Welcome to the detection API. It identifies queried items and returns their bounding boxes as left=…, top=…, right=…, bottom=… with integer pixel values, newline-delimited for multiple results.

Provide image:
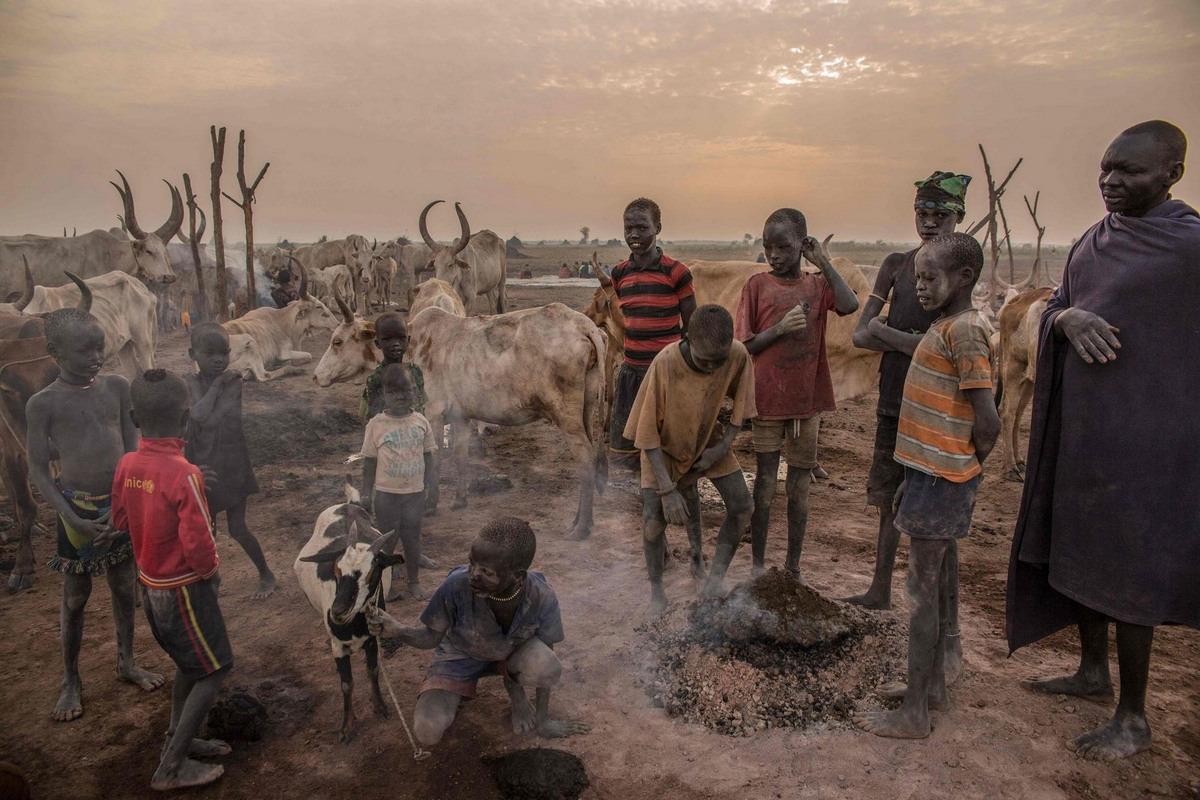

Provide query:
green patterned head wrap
left=914, top=171, right=971, bottom=214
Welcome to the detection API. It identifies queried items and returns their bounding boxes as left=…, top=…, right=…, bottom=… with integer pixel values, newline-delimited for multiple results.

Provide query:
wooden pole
left=210, top=126, right=230, bottom=321
left=181, top=173, right=211, bottom=321
left=222, top=129, right=270, bottom=312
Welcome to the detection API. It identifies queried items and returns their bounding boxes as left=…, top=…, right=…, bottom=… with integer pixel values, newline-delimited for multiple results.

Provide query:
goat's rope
left=366, top=585, right=431, bottom=762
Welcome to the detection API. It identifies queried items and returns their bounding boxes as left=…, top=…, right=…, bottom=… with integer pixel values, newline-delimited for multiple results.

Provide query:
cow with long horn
left=417, top=201, right=507, bottom=314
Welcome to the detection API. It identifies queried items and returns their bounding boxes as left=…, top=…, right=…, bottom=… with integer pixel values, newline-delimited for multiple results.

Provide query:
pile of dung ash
left=483, top=748, right=589, bottom=800
left=643, top=569, right=904, bottom=736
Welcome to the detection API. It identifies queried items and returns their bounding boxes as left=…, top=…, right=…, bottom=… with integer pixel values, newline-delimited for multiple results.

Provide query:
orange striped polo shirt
left=894, top=309, right=993, bottom=482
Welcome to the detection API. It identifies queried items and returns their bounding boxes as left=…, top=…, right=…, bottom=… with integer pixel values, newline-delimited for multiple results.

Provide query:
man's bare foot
left=53, top=679, right=83, bottom=722
left=408, top=583, right=428, bottom=601
left=843, top=590, right=890, bottom=610
left=537, top=718, right=592, bottom=738
left=874, top=680, right=950, bottom=711
left=119, top=664, right=165, bottom=692
left=418, top=554, right=439, bottom=569
left=163, top=737, right=232, bottom=758
left=854, top=708, right=930, bottom=739
left=150, top=758, right=224, bottom=791
left=1067, top=715, right=1152, bottom=761
left=510, top=694, right=537, bottom=734
left=1022, top=673, right=1114, bottom=702
left=251, top=572, right=277, bottom=600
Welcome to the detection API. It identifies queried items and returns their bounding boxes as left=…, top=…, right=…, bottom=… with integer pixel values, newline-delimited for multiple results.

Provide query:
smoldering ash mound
left=643, top=568, right=905, bottom=736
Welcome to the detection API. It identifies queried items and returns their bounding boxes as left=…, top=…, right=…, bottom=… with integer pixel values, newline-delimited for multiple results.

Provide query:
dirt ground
left=0, top=277, right=1196, bottom=800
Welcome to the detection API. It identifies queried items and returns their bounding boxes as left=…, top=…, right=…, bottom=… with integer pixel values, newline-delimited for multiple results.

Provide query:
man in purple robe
left=1007, top=120, right=1197, bottom=761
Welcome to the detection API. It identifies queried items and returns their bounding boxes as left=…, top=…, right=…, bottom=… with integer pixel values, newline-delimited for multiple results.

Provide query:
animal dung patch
left=642, top=569, right=905, bottom=736
left=483, top=748, right=590, bottom=800
left=468, top=473, right=514, bottom=495
left=206, top=691, right=269, bottom=742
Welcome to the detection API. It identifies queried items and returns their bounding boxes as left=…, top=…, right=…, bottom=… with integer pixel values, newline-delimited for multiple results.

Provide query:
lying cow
left=312, top=290, right=380, bottom=388
left=223, top=263, right=337, bottom=380
left=406, top=304, right=606, bottom=540
left=995, top=286, right=1054, bottom=481
left=294, top=483, right=405, bottom=744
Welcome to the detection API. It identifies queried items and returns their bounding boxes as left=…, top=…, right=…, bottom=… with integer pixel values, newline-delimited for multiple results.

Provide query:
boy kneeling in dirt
left=624, top=304, right=756, bottom=617
left=366, top=518, right=589, bottom=745
left=854, top=233, right=998, bottom=739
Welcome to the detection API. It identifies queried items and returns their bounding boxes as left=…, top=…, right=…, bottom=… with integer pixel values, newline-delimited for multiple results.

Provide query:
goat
left=294, top=483, right=405, bottom=743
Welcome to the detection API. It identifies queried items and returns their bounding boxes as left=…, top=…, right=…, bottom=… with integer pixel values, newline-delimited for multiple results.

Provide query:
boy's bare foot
left=874, top=680, right=950, bottom=711
left=1067, top=715, right=1151, bottom=761
left=854, top=708, right=930, bottom=739
left=418, top=554, right=439, bottom=569
left=119, top=664, right=165, bottom=692
left=53, top=679, right=83, bottom=722
left=151, top=758, right=225, bottom=791
left=251, top=572, right=277, bottom=600
left=408, top=583, right=428, bottom=601
left=843, top=590, right=890, bottom=610
left=163, top=737, right=232, bottom=758
left=537, top=718, right=592, bottom=738
left=1022, top=673, right=1114, bottom=702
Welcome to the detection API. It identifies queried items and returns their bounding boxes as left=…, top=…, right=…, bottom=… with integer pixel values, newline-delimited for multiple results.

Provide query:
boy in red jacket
left=113, top=369, right=232, bottom=792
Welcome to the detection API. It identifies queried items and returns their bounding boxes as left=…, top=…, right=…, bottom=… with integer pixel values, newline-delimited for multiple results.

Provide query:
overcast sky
left=2, top=0, right=1197, bottom=245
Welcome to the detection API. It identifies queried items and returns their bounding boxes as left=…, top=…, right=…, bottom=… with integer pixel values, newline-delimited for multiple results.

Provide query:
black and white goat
left=294, top=484, right=404, bottom=743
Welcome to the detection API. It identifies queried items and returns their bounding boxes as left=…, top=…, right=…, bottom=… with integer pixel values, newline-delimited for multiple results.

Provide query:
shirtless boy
left=624, top=304, right=756, bottom=616
left=366, top=518, right=590, bottom=745
left=855, top=233, right=999, bottom=739
left=735, top=208, right=858, bottom=582
left=26, top=308, right=164, bottom=721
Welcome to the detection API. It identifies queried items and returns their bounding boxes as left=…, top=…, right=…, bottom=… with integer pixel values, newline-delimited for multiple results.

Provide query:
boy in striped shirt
left=608, top=198, right=696, bottom=471
left=855, top=233, right=999, bottom=739
left=113, top=369, right=232, bottom=791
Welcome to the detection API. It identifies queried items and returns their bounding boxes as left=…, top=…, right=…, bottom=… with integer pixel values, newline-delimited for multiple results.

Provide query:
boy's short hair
left=189, top=321, right=228, bottom=349
left=131, top=369, right=189, bottom=427
left=686, top=304, right=734, bottom=349
left=1121, top=119, right=1187, bottom=162
left=44, top=308, right=100, bottom=349
left=624, top=197, right=662, bottom=227
left=380, top=362, right=411, bottom=390
left=925, top=232, right=984, bottom=284
left=476, top=517, right=537, bottom=572
left=375, top=312, right=406, bottom=335
left=765, top=208, right=808, bottom=237
left=278, top=269, right=293, bottom=284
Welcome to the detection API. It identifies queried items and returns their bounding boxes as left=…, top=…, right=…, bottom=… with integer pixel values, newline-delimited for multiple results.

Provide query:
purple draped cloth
left=1006, top=199, right=1200, bottom=653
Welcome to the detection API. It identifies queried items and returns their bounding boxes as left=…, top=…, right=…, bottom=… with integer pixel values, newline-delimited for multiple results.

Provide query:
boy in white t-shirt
left=362, top=363, right=438, bottom=600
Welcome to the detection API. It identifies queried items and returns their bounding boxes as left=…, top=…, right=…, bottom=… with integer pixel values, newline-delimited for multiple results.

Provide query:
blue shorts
left=894, top=466, right=980, bottom=540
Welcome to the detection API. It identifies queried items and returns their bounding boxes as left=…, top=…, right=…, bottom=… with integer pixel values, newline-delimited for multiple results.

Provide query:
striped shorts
left=142, top=580, right=234, bottom=680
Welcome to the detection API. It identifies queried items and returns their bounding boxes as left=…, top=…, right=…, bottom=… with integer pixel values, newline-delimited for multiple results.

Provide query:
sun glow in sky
left=1, top=0, right=1197, bottom=244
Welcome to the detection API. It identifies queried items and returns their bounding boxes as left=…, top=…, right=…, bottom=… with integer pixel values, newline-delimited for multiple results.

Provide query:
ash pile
left=644, top=569, right=904, bottom=736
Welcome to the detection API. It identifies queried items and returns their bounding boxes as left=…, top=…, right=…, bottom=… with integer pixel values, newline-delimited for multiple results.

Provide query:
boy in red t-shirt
left=113, top=369, right=232, bottom=792
left=735, top=208, right=858, bottom=581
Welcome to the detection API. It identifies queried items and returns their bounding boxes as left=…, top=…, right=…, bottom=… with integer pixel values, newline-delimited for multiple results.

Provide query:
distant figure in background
left=558, top=263, right=570, bottom=279
left=518, top=266, right=533, bottom=279
left=755, top=252, right=767, bottom=264
left=270, top=269, right=299, bottom=309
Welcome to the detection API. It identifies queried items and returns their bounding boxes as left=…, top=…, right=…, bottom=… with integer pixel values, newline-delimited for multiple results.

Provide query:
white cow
left=407, top=303, right=606, bottom=540
left=223, top=265, right=337, bottom=380
left=408, top=278, right=467, bottom=318
left=416, top=201, right=507, bottom=314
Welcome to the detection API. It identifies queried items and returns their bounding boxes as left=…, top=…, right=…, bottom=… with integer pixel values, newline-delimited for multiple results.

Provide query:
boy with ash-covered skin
left=114, top=369, right=233, bottom=791
left=855, top=233, right=999, bottom=739
left=185, top=323, right=276, bottom=599
left=736, top=208, right=858, bottom=582
left=26, top=308, right=164, bottom=723
left=624, top=304, right=756, bottom=616
left=366, top=518, right=590, bottom=746
left=362, top=363, right=437, bottom=601
left=360, top=312, right=426, bottom=421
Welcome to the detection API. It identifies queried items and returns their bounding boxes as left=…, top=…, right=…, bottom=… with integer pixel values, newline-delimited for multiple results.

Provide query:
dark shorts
left=866, top=414, right=904, bottom=509
left=143, top=580, right=234, bottom=680
left=372, top=490, right=424, bottom=540
left=894, top=466, right=980, bottom=540
left=609, top=363, right=649, bottom=470
left=420, top=657, right=511, bottom=699
left=47, top=485, right=133, bottom=576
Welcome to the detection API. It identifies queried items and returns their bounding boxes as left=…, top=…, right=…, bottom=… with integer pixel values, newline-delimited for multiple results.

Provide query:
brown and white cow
left=416, top=201, right=507, bottom=314
left=994, top=286, right=1054, bottom=481
left=407, top=304, right=606, bottom=540
left=224, top=264, right=337, bottom=380
left=312, top=290, right=381, bottom=388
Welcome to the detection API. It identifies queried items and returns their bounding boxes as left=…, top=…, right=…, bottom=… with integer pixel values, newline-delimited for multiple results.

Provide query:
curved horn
left=347, top=519, right=360, bottom=549
left=177, top=204, right=207, bottom=245
left=13, top=256, right=36, bottom=312
left=418, top=200, right=444, bottom=251
left=154, top=181, right=185, bottom=242
left=110, top=170, right=149, bottom=239
left=286, top=255, right=310, bottom=300
left=116, top=214, right=128, bottom=235
left=372, top=238, right=377, bottom=251
left=65, top=272, right=92, bottom=311
left=452, top=202, right=471, bottom=255
left=63, top=227, right=68, bottom=238
left=820, top=233, right=835, bottom=264
left=332, top=285, right=353, bottom=324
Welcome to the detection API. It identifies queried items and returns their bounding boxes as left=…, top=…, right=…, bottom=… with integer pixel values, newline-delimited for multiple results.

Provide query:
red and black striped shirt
left=611, top=250, right=695, bottom=367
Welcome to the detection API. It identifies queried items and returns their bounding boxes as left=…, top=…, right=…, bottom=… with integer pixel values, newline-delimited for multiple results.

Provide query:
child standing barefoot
left=362, top=363, right=437, bottom=600
left=185, top=323, right=276, bottom=599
